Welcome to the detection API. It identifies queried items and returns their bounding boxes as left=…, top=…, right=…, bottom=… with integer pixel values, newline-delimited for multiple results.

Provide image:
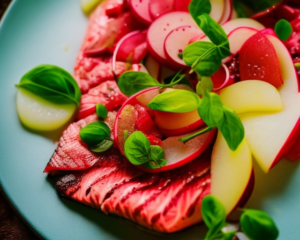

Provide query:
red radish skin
left=239, top=32, right=283, bottom=88
left=114, top=87, right=216, bottom=173
left=149, top=0, right=174, bottom=20
left=164, top=25, right=203, bottom=68
left=174, top=0, right=190, bottom=11
left=219, top=0, right=233, bottom=24
left=147, top=11, right=198, bottom=69
left=130, top=0, right=152, bottom=25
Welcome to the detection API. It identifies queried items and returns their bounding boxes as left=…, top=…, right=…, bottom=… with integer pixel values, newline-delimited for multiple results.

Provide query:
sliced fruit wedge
left=16, top=88, right=76, bottom=131
left=114, top=87, right=215, bottom=173
left=219, top=80, right=283, bottom=114
left=239, top=32, right=283, bottom=88
left=80, top=0, right=104, bottom=15
left=211, top=133, right=253, bottom=214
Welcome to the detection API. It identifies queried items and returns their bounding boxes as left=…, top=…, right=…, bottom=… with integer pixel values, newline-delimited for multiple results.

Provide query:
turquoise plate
left=0, top=1, right=299, bottom=239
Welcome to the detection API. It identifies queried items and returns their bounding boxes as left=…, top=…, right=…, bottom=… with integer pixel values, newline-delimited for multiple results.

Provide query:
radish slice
left=147, top=11, right=198, bottom=68
left=164, top=25, right=203, bottom=68
left=112, top=30, right=147, bottom=72
left=211, top=64, right=232, bottom=91
left=219, top=0, right=233, bottom=25
left=149, top=0, right=174, bottom=20
left=227, top=27, right=258, bottom=56
left=130, top=0, right=152, bottom=25
left=210, top=0, right=226, bottom=23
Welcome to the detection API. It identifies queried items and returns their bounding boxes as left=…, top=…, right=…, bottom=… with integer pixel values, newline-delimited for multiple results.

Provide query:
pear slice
left=16, top=88, right=76, bottom=131
left=219, top=80, right=283, bottom=114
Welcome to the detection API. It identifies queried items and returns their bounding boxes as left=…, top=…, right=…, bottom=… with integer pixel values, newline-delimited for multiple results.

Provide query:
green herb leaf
left=241, top=209, right=279, bottom=240
left=197, top=92, right=224, bottom=127
left=149, top=145, right=165, bottom=161
left=124, top=131, right=151, bottom=165
left=196, top=76, right=214, bottom=95
left=217, top=106, right=244, bottom=151
left=237, top=0, right=281, bottom=13
left=89, top=139, right=113, bottom=153
left=16, top=64, right=81, bottom=106
left=201, top=195, right=226, bottom=239
left=96, top=104, right=108, bottom=119
left=142, top=159, right=167, bottom=169
left=117, top=71, right=160, bottom=96
left=183, top=41, right=222, bottom=76
left=275, top=19, right=292, bottom=41
left=80, top=121, right=111, bottom=146
left=179, top=126, right=214, bottom=143
left=148, top=89, right=200, bottom=113
left=197, top=14, right=230, bottom=57
left=188, top=0, right=211, bottom=26
left=221, top=231, right=237, bottom=240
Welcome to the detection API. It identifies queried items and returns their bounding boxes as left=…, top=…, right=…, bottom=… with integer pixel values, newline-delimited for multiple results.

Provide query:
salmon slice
left=54, top=151, right=211, bottom=233
left=77, top=80, right=127, bottom=120
left=44, top=112, right=116, bottom=173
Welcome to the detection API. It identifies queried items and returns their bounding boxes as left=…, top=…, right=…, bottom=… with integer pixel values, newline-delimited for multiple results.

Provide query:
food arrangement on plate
left=14, top=0, right=300, bottom=238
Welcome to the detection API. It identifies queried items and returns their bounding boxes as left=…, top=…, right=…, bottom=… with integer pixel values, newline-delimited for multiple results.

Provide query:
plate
left=0, top=1, right=299, bottom=239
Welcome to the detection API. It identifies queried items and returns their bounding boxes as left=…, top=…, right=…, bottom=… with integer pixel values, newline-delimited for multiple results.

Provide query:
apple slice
left=149, top=0, right=174, bottom=20
left=130, top=0, right=152, bottom=25
left=222, top=18, right=265, bottom=35
left=164, top=25, right=203, bottom=68
left=16, top=88, right=76, bottom=131
left=219, top=80, right=283, bottom=114
left=240, top=34, right=300, bottom=172
left=239, top=32, right=283, bottom=88
left=80, top=0, right=104, bottom=15
left=211, top=133, right=253, bottom=214
left=147, top=11, right=198, bottom=69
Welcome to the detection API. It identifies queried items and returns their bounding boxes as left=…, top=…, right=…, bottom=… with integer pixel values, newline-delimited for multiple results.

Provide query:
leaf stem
left=179, top=126, right=215, bottom=143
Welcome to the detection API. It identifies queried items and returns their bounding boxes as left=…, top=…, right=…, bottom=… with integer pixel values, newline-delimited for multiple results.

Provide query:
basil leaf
left=197, top=14, right=230, bottom=57
left=201, top=195, right=226, bottom=239
left=189, top=0, right=211, bottom=26
left=89, top=139, right=113, bottom=153
left=275, top=19, right=292, bottom=41
left=142, top=159, right=167, bottom=169
left=117, top=71, right=160, bottom=96
left=241, top=209, right=279, bottom=240
left=217, top=106, right=244, bottom=151
left=198, top=92, right=224, bottom=127
left=232, top=0, right=248, bottom=18
left=183, top=42, right=222, bottom=76
left=196, top=76, right=213, bottom=95
left=16, top=64, right=81, bottom=106
left=163, top=73, right=193, bottom=88
left=221, top=231, right=237, bottom=240
left=80, top=121, right=111, bottom=146
left=96, top=104, right=108, bottom=119
left=124, top=131, right=151, bottom=165
left=149, top=145, right=165, bottom=161
left=148, top=89, right=200, bottom=113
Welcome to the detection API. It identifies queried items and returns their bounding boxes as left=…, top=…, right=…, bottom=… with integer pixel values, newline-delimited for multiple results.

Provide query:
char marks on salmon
left=55, top=152, right=211, bottom=232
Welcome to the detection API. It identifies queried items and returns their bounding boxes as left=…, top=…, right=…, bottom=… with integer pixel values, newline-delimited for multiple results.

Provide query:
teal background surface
left=0, top=1, right=299, bottom=239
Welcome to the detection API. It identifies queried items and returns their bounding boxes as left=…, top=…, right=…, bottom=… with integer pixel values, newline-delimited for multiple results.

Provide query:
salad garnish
left=202, top=195, right=279, bottom=240
left=16, top=64, right=81, bottom=106
left=275, top=19, right=293, bottom=41
left=189, top=0, right=211, bottom=25
left=124, top=131, right=166, bottom=169
left=95, top=103, right=108, bottom=119
left=79, top=121, right=113, bottom=153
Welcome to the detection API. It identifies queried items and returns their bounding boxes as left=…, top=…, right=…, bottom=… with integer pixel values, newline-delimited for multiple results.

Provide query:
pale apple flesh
left=219, top=80, right=283, bottom=114
left=211, top=133, right=253, bottom=214
left=240, top=34, right=300, bottom=172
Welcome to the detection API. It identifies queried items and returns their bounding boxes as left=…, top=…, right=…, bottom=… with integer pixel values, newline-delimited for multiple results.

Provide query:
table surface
left=0, top=0, right=40, bottom=239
